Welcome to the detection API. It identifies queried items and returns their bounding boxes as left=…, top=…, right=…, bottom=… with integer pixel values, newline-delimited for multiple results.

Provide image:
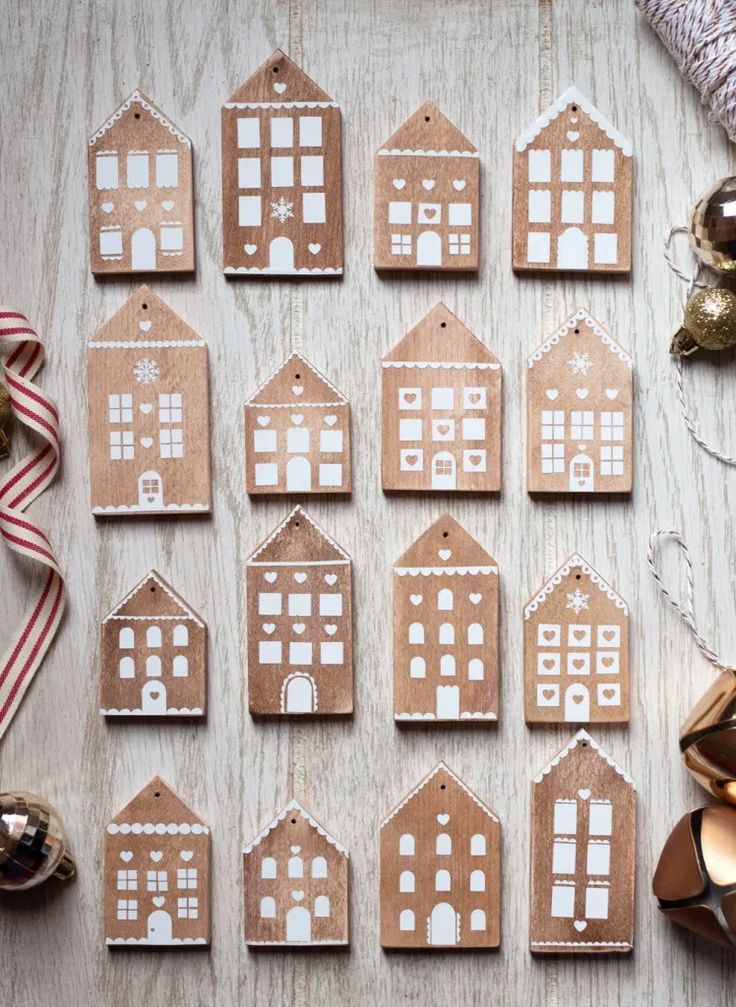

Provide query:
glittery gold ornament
left=671, top=287, right=736, bottom=356
left=690, top=176, right=736, bottom=275
left=0, top=791, right=75, bottom=891
left=0, top=383, right=10, bottom=459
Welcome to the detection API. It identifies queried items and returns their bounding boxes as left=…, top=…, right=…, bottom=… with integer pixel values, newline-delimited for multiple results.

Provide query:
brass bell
left=0, top=791, right=75, bottom=891
left=680, top=669, right=736, bottom=804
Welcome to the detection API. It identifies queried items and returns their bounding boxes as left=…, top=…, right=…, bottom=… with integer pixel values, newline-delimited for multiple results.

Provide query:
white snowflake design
left=566, top=588, right=590, bottom=614
left=568, top=352, right=593, bottom=376
left=133, top=358, right=159, bottom=385
left=270, top=197, right=294, bottom=223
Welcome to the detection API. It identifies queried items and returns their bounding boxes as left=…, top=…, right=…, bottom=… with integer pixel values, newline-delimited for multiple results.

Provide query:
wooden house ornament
left=393, top=514, right=499, bottom=722
left=104, top=776, right=210, bottom=947
left=245, top=352, right=351, bottom=495
left=221, top=50, right=343, bottom=275
left=87, top=286, right=211, bottom=515
left=88, top=91, right=194, bottom=275
left=243, top=800, right=349, bottom=946
left=524, top=554, right=629, bottom=725
left=527, top=308, right=633, bottom=495
left=380, top=762, right=501, bottom=949
left=512, top=85, right=632, bottom=273
left=100, top=570, right=207, bottom=717
left=246, top=506, right=353, bottom=716
left=374, top=104, right=480, bottom=271
left=382, top=304, right=502, bottom=492
left=530, top=730, right=636, bottom=954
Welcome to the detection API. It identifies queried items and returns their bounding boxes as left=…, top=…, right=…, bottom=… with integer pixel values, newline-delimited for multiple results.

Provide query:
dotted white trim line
left=224, top=101, right=338, bottom=110
left=89, top=340, right=206, bottom=349
left=243, top=799, right=348, bottom=856
left=532, top=940, right=632, bottom=948
left=106, top=937, right=208, bottom=945
left=382, top=361, right=501, bottom=370
left=245, top=351, right=347, bottom=406
left=246, top=939, right=349, bottom=946
left=90, top=90, right=191, bottom=148
left=395, top=565, right=497, bottom=577
left=92, top=503, right=209, bottom=514
left=381, top=761, right=499, bottom=828
left=515, top=84, right=632, bottom=154
left=102, top=570, right=205, bottom=626
left=533, top=729, right=636, bottom=788
left=246, top=402, right=346, bottom=409
left=106, top=822, right=209, bottom=834
left=224, top=266, right=343, bottom=275
left=247, top=504, right=350, bottom=564
left=523, top=553, right=628, bottom=618
left=528, top=308, right=633, bottom=370
left=395, top=711, right=498, bottom=720
left=101, top=707, right=204, bottom=716
left=378, top=149, right=478, bottom=157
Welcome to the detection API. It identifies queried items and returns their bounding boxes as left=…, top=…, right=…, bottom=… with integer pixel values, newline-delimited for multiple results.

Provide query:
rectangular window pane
left=588, top=802, right=613, bottom=836
left=239, top=195, right=262, bottom=226
left=585, top=885, right=609, bottom=919
left=553, top=799, right=577, bottom=834
left=238, top=157, right=261, bottom=188
left=528, top=149, right=551, bottom=183
left=160, top=225, right=183, bottom=251
left=551, top=883, right=575, bottom=918
left=303, top=192, right=326, bottom=223
left=592, top=190, right=615, bottom=225
left=127, top=152, right=149, bottom=188
left=299, top=116, right=322, bottom=147
left=586, top=841, right=611, bottom=875
left=237, top=117, right=260, bottom=148
left=96, top=152, right=119, bottom=190
left=552, top=839, right=576, bottom=874
left=592, top=149, right=615, bottom=183
left=528, top=190, right=551, bottom=223
left=271, top=156, right=294, bottom=187
left=561, top=190, right=584, bottom=223
left=155, top=152, right=178, bottom=187
left=560, top=149, right=583, bottom=182
left=301, top=155, right=324, bottom=186
left=100, top=229, right=123, bottom=257
left=271, top=117, right=293, bottom=148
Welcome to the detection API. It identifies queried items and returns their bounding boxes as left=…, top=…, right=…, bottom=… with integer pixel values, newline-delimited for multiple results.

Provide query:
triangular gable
left=103, top=570, right=205, bottom=625
left=89, top=285, right=206, bottom=349
left=89, top=90, right=191, bottom=148
left=383, top=303, right=500, bottom=368
left=247, top=505, right=350, bottom=565
left=243, top=799, right=348, bottom=856
left=381, top=762, right=498, bottom=828
left=515, top=85, right=632, bottom=156
left=394, top=514, right=496, bottom=576
left=524, top=553, right=627, bottom=620
left=246, top=352, right=347, bottom=407
left=226, top=50, right=334, bottom=106
left=528, top=308, right=632, bottom=370
left=378, top=103, right=477, bottom=155
left=107, top=776, right=208, bottom=830
left=533, top=730, right=636, bottom=788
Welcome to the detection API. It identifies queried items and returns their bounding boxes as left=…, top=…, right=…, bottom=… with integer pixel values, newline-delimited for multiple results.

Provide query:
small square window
left=271, top=156, right=294, bottom=187
left=388, top=201, right=412, bottom=225
left=400, top=448, right=423, bottom=472
left=399, top=418, right=423, bottom=441
left=271, top=117, right=293, bottom=148
left=398, top=388, right=421, bottom=410
left=431, top=387, right=454, bottom=410
left=463, top=449, right=486, bottom=472
left=288, top=594, right=311, bottom=617
left=391, top=234, right=411, bottom=255
left=527, top=232, right=550, bottom=263
left=237, top=117, right=260, bottom=149
left=303, top=192, right=326, bottom=223
left=319, top=593, right=342, bottom=616
left=239, top=195, right=262, bottom=227
left=299, top=116, right=322, bottom=147
left=300, top=155, right=324, bottom=186
left=448, top=203, right=472, bottom=225
left=462, top=418, right=485, bottom=441
left=594, top=233, right=618, bottom=265
left=289, top=642, right=313, bottom=665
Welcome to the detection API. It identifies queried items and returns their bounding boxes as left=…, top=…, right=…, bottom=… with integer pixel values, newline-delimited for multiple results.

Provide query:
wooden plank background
left=2, top=0, right=736, bottom=1003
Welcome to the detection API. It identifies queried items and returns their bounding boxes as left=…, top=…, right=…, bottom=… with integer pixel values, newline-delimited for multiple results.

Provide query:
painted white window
left=271, top=117, right=293, bottom=148
left=554, top=799, right=577, bottom=834
left=259, top=641, right=282, bottom=664
left=399, top=833, right=415, bottom=856
left=299, top=116, right=322, bottom=147
left=435, top=869, right=451, bottom=892
left=117, top=869, right=138, bottom=890
left=289, top=642, right=312, bottom=665
left=440, top=655, right=456, bottom=677
left=159, top=393, right=182, bottom=423
left=320, top=641, right=344, bottom=665
left=160, top=223, right=183, bottom=252
left=147, top=869, right=168, bottom=891
left=147, top=626, right=162, bottom=648
left=463, top=387, right=486, bottom=409
left=448, top=203, right=472, bottom=225
left=399, top=419, right=422, bottom=441
left=288, top=856, right=303, bottom=879
left=468, top=658, right=484, bottom=680
left=288, top=594, right=311, bottom=616
left=302, top=192, right=326, bottom=223
left=173, top=624, right=188, bottom=647
left=400, top=448, right=423, bottom=472
left=109, top=431, right=134, bottom=461
left=561, top=190, right=584, bottom=224
left=601, top=411, right=624, bottom=441
left=470, top=869, right=485, bottom=892
left=239, top=195, right=262, bottom=226
left=461, top=421, right=485, bottom=448
left=431, top=387, right=454, bottom=410
left=99, top=228, right=123, bottom=258
left=527, top=232, right=550, bottom=263
left=399, top=909, right=415, bottom=931
left=119, top=656, right=135, bottom=679
left=570, top=410, right=594, bottom=440
left=320, top=429, right=343, bottom=453
left=237, top=117, right=260, bottom=148
left=553, top=837, right=577, bottom=873
left=319, top=594, right=342, bottom=616
left=470, top=909, right=486, bottom=931
left=322, top=463, right=344, bottom=486
left=126, top=152, right=149, bottom=188
left=470, top=834, right=486, bottom=856
left=119, top=627, right=135, bottom=649
left=437, top=589, right=453, bottom=611
left=399, top=388, right=421, bottom=410
left=391, top=234, right=412, bottom=255
left=177, top=868, right=197, bottom=889
left=585, top=885, right=609, bottom=919
left=439, top=622, right=455, bottom=645
left=541, top=410, right=564, bottom=472
left=436, top=833, right=452, bottom=856
left=259, top=593, right=282, bottom=615
left=600, top=445, right=624, bottom=476
left=261, top=857, right=277, bottom=879
left=177, top=897, right=199, bottom=919
left=301, top=155, right=324, bottom=186
left=155, top=152, right=178, bottom=188
left=560, top=149, right=583, bottom=182
left=594, top=233, right=618, bottom=264
left=160, top=428, right=183, bottom=458
left=528, top=149, right=551, bottom=183
left=238, top=157, right=261, bottom=188
left=400, top=870, right=415, bottom=893
left=173, top=655, right=188, bottom=677
left=551, top=882, right=575, bottom=918
left=314, top=895, right=330, bottom=918
left=417, top=203, right=440, bottom=224
left=388, top=201, right=412, bottom=224
left=260, top=896, right=276, bottom=918
left=589, top=802, right=613, bottom=836
left=116, top=899, right=138, bottom=920
left=287, top=427, right=309, bottom=453
left=528, top=190, right=551, bottom=223
left=96, top=151, right=119, bottom=189
left=592, top=190, right=615, bottom=225
left=254, top=429, right=277, bottom=453
left=586, top=840, right=611, bottom=875
left=409, top=656, right=426, bottom=678
left=109, top=393, right=133, bottom=424
left=408, top=622, right=424, bottom=644
left=145, top=655, right=161, bottom=677
left=271, top=156, right=294, bottom=187
left=448, top=233, right=471, bottom=255
left=468, top=623, right=484, bottom=645
left=312, top=857, right=327, bottom=879
left=592, top=149, right=615, bottom=183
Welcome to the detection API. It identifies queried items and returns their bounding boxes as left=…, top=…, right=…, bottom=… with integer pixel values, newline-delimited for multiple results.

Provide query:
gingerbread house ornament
left=104, top=776, right=210, bottom=947
left=245, top=352, right=351, bottom=495
left=527, top=308, right=633, bottom=495
left=374, top=104, right=480, bottom=271
left=87, top=286, right=211, bottom=516
left=393, top=514, right=499, bottom=722
left=88, top=91, right=194, bottom=275
left=246, top=506, right=353, bottom=716
left=243, top=800, right=349, bottom=946
left=530, top=731, right=636, bottom=954
left=382, top=304, right=502, bottom=492
left=100, top=570, right=207, bottom=717
left=221, top=50, right=343, bottom=275
left=512, top=85, right=633, bottom=273
left=380, top=762, right=501, bottom=949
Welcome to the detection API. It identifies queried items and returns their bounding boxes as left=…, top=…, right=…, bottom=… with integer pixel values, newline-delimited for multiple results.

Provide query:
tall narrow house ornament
left=87, top=286, right=211, bottom=516
left=88, top=91, right=195, bottom=275
left=221, top=50, right=343, bottom=275
left=512, top=85, right=633, bottom=273
left=374, top=104, right=480, bottom=271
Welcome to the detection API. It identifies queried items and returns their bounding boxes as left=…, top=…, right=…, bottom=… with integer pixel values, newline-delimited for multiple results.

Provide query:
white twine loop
left=648, top=529, right=735, bottom=672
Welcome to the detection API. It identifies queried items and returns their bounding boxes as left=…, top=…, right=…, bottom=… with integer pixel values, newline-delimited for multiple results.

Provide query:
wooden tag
left=393, top=514, right=499, bottom=722
left=530, top=730, right=636, bottom=954
left=512, top=85, right=633, bottom=273
left=527, top=308, right=633, bottom=495
left=221, top=50, right=343, bottom=276
left=100, top=570, right=207, bottom=718
left=245, top=352, right=351, bottom=495
left=523, top=554, right=629, bottom=725
left=246, top=506, right=353, bottom=715
left=374, top=103, right=480, bottom=271
left=380, top=762, right=501, bottom=949
left=87, top=285, right=211, bottom=516
left=243, top=800, right=349, bottom=946
left=88, top=91, right=194, bottom=275
left=104, top=776, right=211, bottom=947
left=382, top=304, right=501, bottom=492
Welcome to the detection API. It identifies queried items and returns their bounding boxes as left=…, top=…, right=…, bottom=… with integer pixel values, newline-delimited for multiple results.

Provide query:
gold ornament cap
left=690, top=176, right=736, bottom=275
left=671, top=287, right=736, bottom=356
left=0, top=791, right=75, bottom=891
left=679, top=669, right=736, bottom=804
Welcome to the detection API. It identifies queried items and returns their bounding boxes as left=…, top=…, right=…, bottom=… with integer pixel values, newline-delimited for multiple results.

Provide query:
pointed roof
left=381, top=762, right=499, bottom=827
left=246, top=352, right=347, bottom=407
left=243, top=799, right=348, bottom=856
left=528, top=308, right=632, bottom=370
left=395, top=513, right=497, bottom=576
left=515, top=85, right=632, bottom=156
left=89, top=285, right=206, bottom=349
left=378, top=102, right=477, bottom=156
left=533, top=730, right=636, bottom=788
left=383, top=303, right=500, bottom=369
left=524, top=553, right=627, bottom=619
left=226, top=50, right=335, bottom=107
left=89, top=90, right=191, bottom=148
left=103, top=570, right=205, bottom=625
left=107, top=776, right=209, bottom=832
left=247, top=505, right=350, bottom=566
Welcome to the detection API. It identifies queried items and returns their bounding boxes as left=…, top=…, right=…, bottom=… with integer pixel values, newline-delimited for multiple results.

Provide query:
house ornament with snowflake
left=133, top=358, right=159, bottom=385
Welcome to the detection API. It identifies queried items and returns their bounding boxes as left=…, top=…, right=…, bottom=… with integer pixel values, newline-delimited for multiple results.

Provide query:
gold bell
left=0, top=383, right=10, bottom=459
left=680, top=669, right=736, bottom=804
left=0, top=791, right=75, bottom=891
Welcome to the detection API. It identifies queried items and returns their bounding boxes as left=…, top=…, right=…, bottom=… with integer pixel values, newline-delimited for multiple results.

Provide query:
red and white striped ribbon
left=0, top=309, right=64, bottom=742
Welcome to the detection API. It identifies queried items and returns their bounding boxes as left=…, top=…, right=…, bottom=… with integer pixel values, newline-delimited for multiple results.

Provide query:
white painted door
left=428, top=902, right=458, bottom=946
left=569, top=455, right=594, bottom=492
left=286, top=456, right=311, bottom=491
left=557, top=226, right=588, bottom=270
left=285, top=675, right=315, bottom=713
left=269, top=236, right=295, bottom=272
left=565, top=683, right=590, bottom=721
left=138, top=471, right=164, bottom=509
left=431, top=452, right=456, bottom=490
left=436, top=684, right=460, bottom=719
left=147, top=909, right=173, bottom=944
left=417, top=230, right=442, bottom=266
left=286, top=905, right=311, bottom=942
left=142, top=680, right=167, bottom=715
left=131, top=227, right=156, bottom=270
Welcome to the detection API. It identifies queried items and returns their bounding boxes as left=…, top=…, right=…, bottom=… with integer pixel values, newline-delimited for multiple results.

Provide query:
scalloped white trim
left=381, top=761, right=498, bottom=828
left=531, top=940, right=631, bottom=948
left=378, top=149, right=478, bottom=157
left=395, top=711, right=497, bottom=720
left=533, top=729, right=636, bottom=788
left=523, top=553, right=627, bottom=618
left=107, top=822, right=209, bottom=834
left=92, top=503, right=209, bottom=513
left=279, top=672, right=318, bottom=713
left=382, top=361, right=500, bottom=370
left=246, top=351, right=347, bottom=407
left=395, top=565, right=497, bottom=577
left=224, top=101, right=338, bottom=110
left=90, top=90, right=191, bottom=148
left=247, top=402, right=345, bottom=409
left=515, top=85, right=632, bottom=155
left=243, top=799, right=348, bottom=856
left=528, top=309, right=632, bottom=370
left=89, top=340, right=205, bottom=349
left=103, top=570, right=204, bottom=625
left=106, top=936, right=207, bottom=945
left=247, top=504, right=350, bottom=564
left=224, top=266, right=342, bottom=275
left=246, top=938, right=348, bottom=946
left=101, top=707, right=204, bottom=716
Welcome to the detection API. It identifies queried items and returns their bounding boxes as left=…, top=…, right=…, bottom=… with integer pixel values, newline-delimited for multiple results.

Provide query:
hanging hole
left=574, top=328, right=579, bottom=334
left=150, top=586, right=156, bottom=592
left=295, top=373, right=300, bottom=379
left=575, top=574, right=581, bottom=580
left=581, top=740, right=587, bottom=747
left=295, top=521, right=300, bottom=528
left=442, top=531, right=448, bottom=538
left=142, top=303, right=148, bottom=310
left=571, top=105, right=577, bottom=112
left=291, top=818, right=297, bottom=824
left=154, top=791, right=161, bottom=798
left=134, top=112, right=141, bottom=119
left=440, top=784, right=446, bottom=790
left=424, top=115, right=430, bottom=122
left=273, top=66, right=279, bottom=73
left=440, top=322, right=446, bottom=328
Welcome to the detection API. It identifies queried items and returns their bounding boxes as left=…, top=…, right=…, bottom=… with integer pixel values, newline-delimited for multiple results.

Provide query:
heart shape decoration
left=438, top=549, right=452, bottom=561
left=572, top=629, right=587, bottom=641
left=422, top=180, right=436, bottom=190
left=605, top=388, right=619, bottom=400
left=148, top=689, right=160, bottom=700
left=572, top=694, right=584, bottom=705
left=308, top=243, right=321, bottom=254
left=423, top=207, right=437, bottom=220
left=291, top=414, right=304, bottom=426
left=468, top=454, right=482, bottom=467
left=101, top=201, right=114, bottom=213
left=452, top=179, right=466, bottom=191
left=150, top=851, right=163, bottom=863
left=576, top=388, right=589, bottom=400
left=292, top=623, right=306, bottom=635
left=147, top=496, right=156, bottom=503
left=600, top=656, right=615, bottom=668
left=404, top=454, right=419, bottom=467
left=542, top=687, right=556, bottom=700
left=436, top=423, right=450, bottom=435
left=292, top=385, right=304, bottom=396
left=542, top=629, right=557, bottom=642
left=162, top=200, right=175, bottom=212
left=265, top=572, right=277, bottom=583
left=576, top=479, right=587, bottom=488
left=542, top=658, right=557, bottom=670
left=141, top=437, right=154, bottom=449
left=436, top=813, right=450, bottom=825
left=290, top=846, right=302, bottom=854
left=392, top=179, right=406, bottom=190
left=139, top=320, right=152, bottom=331
left=602, top=688, right=617, bottom=700
left=570, top=115, right=579, bottom=124
left=324, top=574, right=337, bottom=586
left=180, top=851, right=194, bottom=862
left=140, top=403, right=153, bottom=414
left=571, top=657, right=586, bottom=670
left=257, top=416, right=270, bottom=427
left=119, top=851, right=134, bottom=863
left=567, top=130, right=580, bottom=141
left=410, top=594, right=423, bottom=606
left=153, top=896, right=165, bottom=908
left=291, top=890, right=305, bottom=901
left=469, top=593, right=482, bottom=604
left=273, top=81, right=287, bottom=94
left=402, top=392, right=417, bottom=405
left=324, top=624, right=337, bottom=636
left=263, top=624, right=276, bottom=635
left=244, top=244, right=257, bottom=256
left=602, top=629, right=616, bottom=642
left=467, top=391, right=482, bottom=404
left=545, top=389, right=559, bottom=400
left=134, top=199, right=147, bottom=211
left=573, top=920, right=587, bottom=932
left=324, top=415, right=337, bottom=426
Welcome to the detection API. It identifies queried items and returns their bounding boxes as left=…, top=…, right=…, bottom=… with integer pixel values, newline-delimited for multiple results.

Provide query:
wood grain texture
left=1, top=0, right=736, bottom=1004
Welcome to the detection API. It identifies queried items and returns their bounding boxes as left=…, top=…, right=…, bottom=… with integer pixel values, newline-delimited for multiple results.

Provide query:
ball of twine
left=635, top=0, right=736, bottom=142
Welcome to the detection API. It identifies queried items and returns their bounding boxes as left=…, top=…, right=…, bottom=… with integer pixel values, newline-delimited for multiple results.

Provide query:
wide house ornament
left=530, top=730, right=636, bottom=954
left=380, top=762, right=501, bottom=949
left=512, top=85, right=633, bottom=273
left=221, top=50, right=343, bottom=275
left=527, top=308, right=633, bottom=495
left=87, top=286, right=211, bottom=516
left=104, top=777, right=210, bottom=947
left=88, top=90, right=195, bottom=275
left=243, top=800, right=349, bottom=946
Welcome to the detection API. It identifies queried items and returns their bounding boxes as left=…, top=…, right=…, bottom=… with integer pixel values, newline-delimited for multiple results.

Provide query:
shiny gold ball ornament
left=671, top=287, right=736, bottom=355
left=690, top=176, right=736, bottom=275
left=679, top=669, right=736, bottom=804
left=0, top=791, right=75, bottom=891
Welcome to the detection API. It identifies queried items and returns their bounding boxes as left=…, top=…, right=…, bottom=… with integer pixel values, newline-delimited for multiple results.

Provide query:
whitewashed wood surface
left=2, top=0, right=736, bottom=1004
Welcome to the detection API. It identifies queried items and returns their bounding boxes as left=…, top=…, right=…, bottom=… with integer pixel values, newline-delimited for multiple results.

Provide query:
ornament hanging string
left=0, top=310, right=64, bottom=743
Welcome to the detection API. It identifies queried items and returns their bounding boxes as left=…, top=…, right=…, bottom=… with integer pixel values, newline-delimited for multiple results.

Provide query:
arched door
left=569, top=454, right=594, bottom=492
left=436, top=685, right=460, bottom=719
left=284, top=675, right=315, bottom=713
left=131, top=227, right=156, bottom=270
left=138, top=471, right=164, bottom=509
left=417, top=231, right=442, bottom=267
left=557, top=227, right=588, bottom=270
left=269, top=236, right=295, bottom=272
left=428, top=902, right=458, bottom=946
left=147, top=908, right=173, bottom=944
left=431, top=451, right=456, bottom=490
left=286, top=905, right=311, bottom=942
left=286, top=456, right=311, bottom=491
left=142, top=680, right=167, bottom=715
left=564, top=683, right=590, bottom=722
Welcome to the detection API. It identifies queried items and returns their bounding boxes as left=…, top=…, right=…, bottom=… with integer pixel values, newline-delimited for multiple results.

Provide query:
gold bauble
left=690, top=176, right=736, bottom=275
left=670, top=287, right=736, bottom=355
left=679, top=669, right=736, bottom=804
left=0, top=791, right=75, bottom=891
